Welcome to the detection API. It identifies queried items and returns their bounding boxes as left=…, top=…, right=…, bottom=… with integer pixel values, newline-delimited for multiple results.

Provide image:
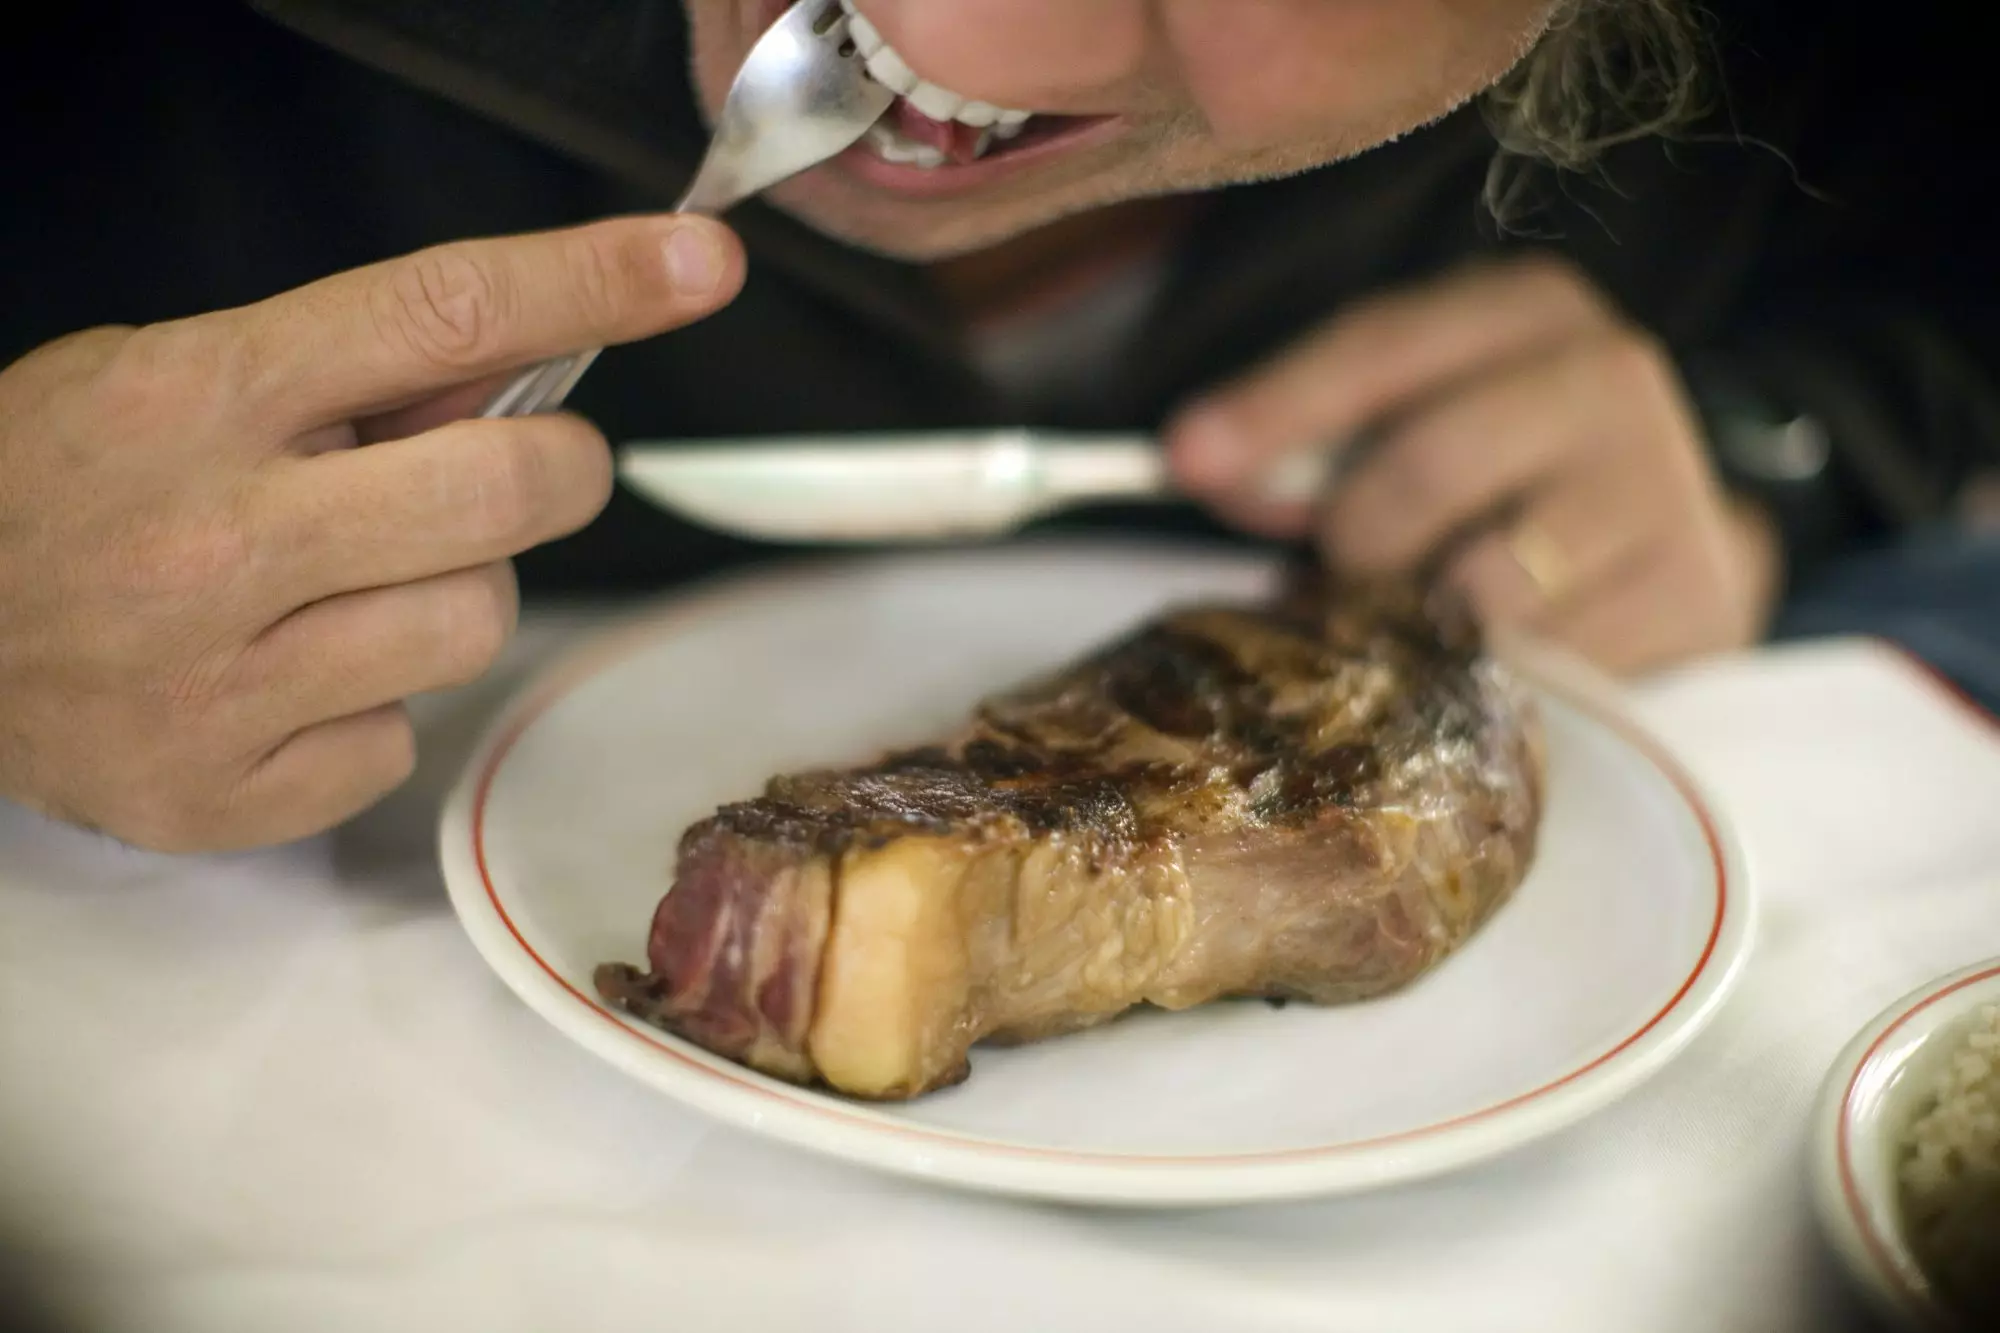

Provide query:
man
left=1, top=0, right=1993, bottom=852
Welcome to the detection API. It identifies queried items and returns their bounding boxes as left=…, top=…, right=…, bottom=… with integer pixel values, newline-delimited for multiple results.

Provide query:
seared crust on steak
left=596, top=569, right=1544, bottom=1100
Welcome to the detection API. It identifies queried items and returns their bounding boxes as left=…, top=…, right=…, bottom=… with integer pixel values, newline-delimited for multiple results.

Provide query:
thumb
left=220, top=214, right=746, bottom=434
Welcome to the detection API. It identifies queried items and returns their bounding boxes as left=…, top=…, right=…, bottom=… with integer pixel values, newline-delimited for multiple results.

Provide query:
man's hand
left=0, top=215, right=745, bottom=851
left=1166, top=254, right=1781, bottom=674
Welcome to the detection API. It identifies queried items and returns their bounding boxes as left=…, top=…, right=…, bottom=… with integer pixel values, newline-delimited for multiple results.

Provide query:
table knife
left=615, top=430, right=1331, bottom=544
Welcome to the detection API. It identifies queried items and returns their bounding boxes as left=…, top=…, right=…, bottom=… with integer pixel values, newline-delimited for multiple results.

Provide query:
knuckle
left=365, top=709, right=421, bottom=792
left=91, top=321, right=219, bottom=420
left=133, top=507, right=256, bottom=605
left=94, top=325, right=180, bottom=406
left=564, top=233, right=631, bottom=328
left=1508, top=250, right=1585, bottom=296
left=561, top=416, right=616, bottom=517
left=114, top=771, right=227, bottom=854
left=378, top=246, right=509, bottom=373
left=470, top=426, right=553, bottom=545
left=16, top=325, right=138, bottom=394
left=433, top=566, right=518, bottom=686
left=1508, top=252, right=1610, bottom=324
left=458, top=416, right=610, bottom=547
left=1507, top=249, right=1577, bottom=286
left=1595, top=327, right=1669, bottom=384
left=116, top=507, right=257, bottom=611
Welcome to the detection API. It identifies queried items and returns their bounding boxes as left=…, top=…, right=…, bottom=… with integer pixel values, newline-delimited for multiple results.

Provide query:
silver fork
left=480, top=0, right=895, bottom=419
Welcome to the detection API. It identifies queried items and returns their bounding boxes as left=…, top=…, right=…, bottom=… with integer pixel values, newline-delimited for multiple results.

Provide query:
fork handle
left=480, top=349, right=601, bottom=419
left=480, top=176, right=733, bottom=420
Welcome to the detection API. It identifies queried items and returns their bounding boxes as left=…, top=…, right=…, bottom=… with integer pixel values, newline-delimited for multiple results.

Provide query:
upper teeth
left=838, top=0, right=1034, bottom=133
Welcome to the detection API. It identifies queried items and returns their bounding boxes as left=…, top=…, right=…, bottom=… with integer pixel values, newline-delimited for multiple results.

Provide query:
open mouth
left=832, top=0, right=1113, bottom=176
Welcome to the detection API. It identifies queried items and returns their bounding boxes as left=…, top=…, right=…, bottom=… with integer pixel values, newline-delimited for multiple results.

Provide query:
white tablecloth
left=4, top=617, right=1999, bottom=1333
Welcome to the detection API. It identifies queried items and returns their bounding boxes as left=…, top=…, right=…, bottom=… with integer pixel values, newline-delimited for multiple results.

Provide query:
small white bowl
left=1811, top=957, right=2000, bottom=1331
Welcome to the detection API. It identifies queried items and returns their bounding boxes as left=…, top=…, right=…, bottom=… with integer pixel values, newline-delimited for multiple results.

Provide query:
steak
left=595, top=568, right=1545, bottom=1101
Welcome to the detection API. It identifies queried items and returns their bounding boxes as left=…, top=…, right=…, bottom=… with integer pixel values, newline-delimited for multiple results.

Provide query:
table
left=4, top=613, right=1998, bottom=1333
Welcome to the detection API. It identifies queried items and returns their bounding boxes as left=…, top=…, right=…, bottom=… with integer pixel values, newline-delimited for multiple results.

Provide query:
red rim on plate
left=464, top=620, right=1732, bottom=1169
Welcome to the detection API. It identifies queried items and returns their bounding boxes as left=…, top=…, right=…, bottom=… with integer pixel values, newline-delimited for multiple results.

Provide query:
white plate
left=1811, top=956, right=2000, bottom=1331
left=439, top=542, right=1755, bottom=1206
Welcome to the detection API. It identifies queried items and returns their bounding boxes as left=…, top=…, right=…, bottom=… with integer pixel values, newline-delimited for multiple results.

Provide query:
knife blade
left=616, top=430, right=1331, bottom=544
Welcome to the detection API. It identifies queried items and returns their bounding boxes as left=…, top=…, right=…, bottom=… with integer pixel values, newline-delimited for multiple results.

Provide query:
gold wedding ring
left=1508, top=520, right=1572, bottom=603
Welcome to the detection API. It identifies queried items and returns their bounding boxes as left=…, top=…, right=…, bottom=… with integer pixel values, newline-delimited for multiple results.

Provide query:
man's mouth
left=835, top=0, right=1107, bottom=172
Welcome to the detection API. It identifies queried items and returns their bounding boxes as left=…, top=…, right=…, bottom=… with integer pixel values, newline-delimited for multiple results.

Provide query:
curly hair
left=1480, top=0, right=1714, bottom=223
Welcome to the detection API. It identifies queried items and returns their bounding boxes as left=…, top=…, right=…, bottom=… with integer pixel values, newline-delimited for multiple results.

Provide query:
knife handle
left=1033, top=436, right=1172, bottom=503
left=1033, top=434, right=1332, bottom=508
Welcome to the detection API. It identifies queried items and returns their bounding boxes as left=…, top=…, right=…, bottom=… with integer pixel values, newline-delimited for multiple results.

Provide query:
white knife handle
left=1032, top=434, right=1332, bottom=508
left=1031, top=435, right=1172, bottom=504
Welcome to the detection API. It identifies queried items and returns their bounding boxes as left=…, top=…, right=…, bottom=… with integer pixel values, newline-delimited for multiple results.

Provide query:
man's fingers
left=222, top=704, right=420, bottom=851
left=256, top=413, right=612, bottom=607
left=236, top=562, right=519, bottom=736
left=225, top=215, right=746, bottom=432
left=1438, top=473, right=1663, bottom=629
left=1315, top=338, right=1620, bottom=574
left=1537, top=546, right=1712, bottom=676
left=114, top=562, right=517, bottom=853
left=1165, top=253, right=1613, bottom=496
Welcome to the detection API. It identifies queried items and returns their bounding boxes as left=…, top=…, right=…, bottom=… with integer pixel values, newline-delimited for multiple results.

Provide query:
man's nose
left=852, top=0, right=1149, bottom=109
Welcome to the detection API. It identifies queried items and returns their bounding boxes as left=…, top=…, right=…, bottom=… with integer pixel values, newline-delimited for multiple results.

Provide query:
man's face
left=683, top=0, right=1562, bottom=261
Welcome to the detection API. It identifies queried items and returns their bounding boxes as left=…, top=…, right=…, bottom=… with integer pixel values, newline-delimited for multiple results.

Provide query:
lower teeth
left=864, top=122, right=948, bottom=169
left=863, top=116, right=1029, bottom=169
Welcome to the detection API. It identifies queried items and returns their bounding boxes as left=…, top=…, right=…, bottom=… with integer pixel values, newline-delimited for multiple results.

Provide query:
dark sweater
left=6, top=0, right=1996, bottom=596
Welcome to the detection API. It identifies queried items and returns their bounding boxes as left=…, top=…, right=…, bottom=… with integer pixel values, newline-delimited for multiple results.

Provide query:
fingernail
left=1172, top=405, right=1243, bottom=488
left=663, top=222, right=727, bottom=296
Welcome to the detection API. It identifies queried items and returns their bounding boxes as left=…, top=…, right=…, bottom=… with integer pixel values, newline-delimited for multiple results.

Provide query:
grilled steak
left=595, top=568, right=1545, bottom=1100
